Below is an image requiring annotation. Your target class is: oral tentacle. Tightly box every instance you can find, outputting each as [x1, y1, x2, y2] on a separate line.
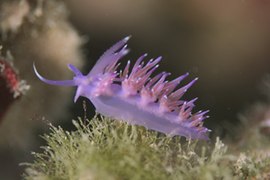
[68, 64, 83, 76]
[33, 64, 77, 86]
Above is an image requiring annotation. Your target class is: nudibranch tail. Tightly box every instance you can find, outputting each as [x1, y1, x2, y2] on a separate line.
[34, 36, 210, 140]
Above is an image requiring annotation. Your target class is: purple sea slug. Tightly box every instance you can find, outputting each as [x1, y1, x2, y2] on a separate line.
[34, 36, 210, 140]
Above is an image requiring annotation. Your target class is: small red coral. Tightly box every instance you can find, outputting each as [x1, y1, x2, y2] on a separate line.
[0, 58, 29, 120]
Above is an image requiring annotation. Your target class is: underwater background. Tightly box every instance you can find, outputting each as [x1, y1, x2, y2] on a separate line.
[1, 0, 270, 179]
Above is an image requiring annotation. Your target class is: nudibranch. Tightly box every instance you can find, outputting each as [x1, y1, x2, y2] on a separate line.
[34, 36, 210, 140]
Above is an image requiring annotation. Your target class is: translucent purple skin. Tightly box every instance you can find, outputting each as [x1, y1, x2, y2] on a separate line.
[34, 36, 210, 140]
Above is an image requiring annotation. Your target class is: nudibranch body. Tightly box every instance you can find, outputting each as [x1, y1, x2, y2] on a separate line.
[34, 36, 210, 140]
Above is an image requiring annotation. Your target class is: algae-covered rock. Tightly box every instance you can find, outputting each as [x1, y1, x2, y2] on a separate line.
[23, 115, 270, 180]
[0, 0, 84, 179]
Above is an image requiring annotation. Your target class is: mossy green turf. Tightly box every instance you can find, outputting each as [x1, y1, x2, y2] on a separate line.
[22, 115, 270, 180]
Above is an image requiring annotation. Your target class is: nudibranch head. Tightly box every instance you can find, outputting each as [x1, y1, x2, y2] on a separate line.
[34, 36, 210, 140]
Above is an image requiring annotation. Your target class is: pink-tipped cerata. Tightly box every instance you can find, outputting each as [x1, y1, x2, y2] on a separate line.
[34, 36, 210, 140]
